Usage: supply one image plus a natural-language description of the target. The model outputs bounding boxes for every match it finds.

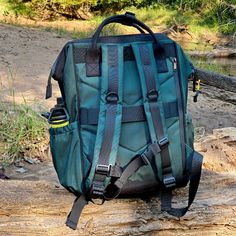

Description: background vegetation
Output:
[1,0,235,35]
[0,101,48,166]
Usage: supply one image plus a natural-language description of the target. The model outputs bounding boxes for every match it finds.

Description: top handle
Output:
[85,12,165,77]
[90,12,163,52]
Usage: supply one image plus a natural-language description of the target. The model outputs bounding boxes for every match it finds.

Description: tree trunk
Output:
[0,128,236,236]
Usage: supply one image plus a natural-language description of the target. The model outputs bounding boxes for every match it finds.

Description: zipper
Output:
[172,46,187,174]
[173,57,177,71]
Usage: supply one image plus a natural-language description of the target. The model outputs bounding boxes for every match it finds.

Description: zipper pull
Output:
[173,57,177,70]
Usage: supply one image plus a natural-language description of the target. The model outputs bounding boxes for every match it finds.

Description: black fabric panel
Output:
[156,58,168,73]
[73,43,176,64]
[72,33,170,45]
[119,179,159,197]
[79,101,178,125]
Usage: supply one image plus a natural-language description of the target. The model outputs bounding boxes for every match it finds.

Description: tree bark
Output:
[0,172,235,235]
[195,68,236,93]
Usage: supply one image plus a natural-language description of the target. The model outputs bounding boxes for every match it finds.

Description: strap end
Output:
[45,83,52,99]
[66,217,78,230]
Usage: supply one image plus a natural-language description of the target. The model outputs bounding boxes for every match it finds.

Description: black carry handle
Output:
[85,12,164,77]
[90,12,161,50]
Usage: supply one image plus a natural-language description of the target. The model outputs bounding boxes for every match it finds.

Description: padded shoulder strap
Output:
[88,45,124,198]
[131,43,175,188]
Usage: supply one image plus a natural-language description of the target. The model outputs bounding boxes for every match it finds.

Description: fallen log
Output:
[195,68,236,93]
[189,48,236,58]
[0,128,236,236]
[0,172,235,235]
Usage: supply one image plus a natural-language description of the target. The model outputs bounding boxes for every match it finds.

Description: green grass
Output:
[0,102,47,166]
[190,57,227,74]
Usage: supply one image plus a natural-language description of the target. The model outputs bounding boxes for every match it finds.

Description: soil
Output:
[0,23,235,235]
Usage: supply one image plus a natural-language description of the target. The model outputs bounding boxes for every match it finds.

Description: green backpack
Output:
[45,12,203,230]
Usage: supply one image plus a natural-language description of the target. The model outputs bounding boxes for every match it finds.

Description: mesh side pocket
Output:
[49,121,90,194]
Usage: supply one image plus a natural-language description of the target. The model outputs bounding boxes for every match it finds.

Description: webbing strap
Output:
[161,151,203,217]
[104,142,160,200]
[89,45,123,198]
[79,101,178,125]
[132,43,174,187]
[66,195,87,230]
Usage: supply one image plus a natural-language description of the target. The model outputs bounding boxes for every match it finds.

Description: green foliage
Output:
[190,57,227,75]
[94,0,141,12]
[5,0,35,17]
[1,0,235,34]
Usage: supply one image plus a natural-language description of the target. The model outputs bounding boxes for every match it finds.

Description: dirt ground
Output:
[0,23,236,235]
[0,23,236,128]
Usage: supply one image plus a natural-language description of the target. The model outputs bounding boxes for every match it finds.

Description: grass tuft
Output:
[0,102,48,166]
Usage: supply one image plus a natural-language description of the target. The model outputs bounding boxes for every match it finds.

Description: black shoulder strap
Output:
[161,151,203,217]
[90,45,124,199]
[131,43,175,188]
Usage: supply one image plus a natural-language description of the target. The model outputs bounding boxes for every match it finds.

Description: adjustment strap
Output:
[66,195,88,230]
[132,43,174,188]
[104,142,161,200]
[161,151,203,217]
[45,69,53,99]
[88,45,124,198]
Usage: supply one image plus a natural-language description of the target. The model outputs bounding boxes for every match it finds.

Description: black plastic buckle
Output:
[105,92,119,104]
[141,153,151,166]
[147,89,158,102]
[159,137,169,149]
[163,174,176,188]
[91,182,105,198]
[95,164,111,176]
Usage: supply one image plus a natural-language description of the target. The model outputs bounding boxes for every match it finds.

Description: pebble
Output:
[15,167,28,174]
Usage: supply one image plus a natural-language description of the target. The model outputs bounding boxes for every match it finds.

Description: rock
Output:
[0,166,9,180]
[15,167,28,174]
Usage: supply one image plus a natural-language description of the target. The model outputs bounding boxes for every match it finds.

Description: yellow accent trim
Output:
[196,79,201,91]
[51,121,69,129]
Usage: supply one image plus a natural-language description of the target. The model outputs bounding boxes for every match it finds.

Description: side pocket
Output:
[49,121,90,194]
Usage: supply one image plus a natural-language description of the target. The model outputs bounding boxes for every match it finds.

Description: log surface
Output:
[0,172,235,236]
[0,128,236,236]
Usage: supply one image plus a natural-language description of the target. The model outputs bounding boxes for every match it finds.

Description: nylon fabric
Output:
[131,43,173,182]
[46,13,201,231]
[88,45,124,192]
